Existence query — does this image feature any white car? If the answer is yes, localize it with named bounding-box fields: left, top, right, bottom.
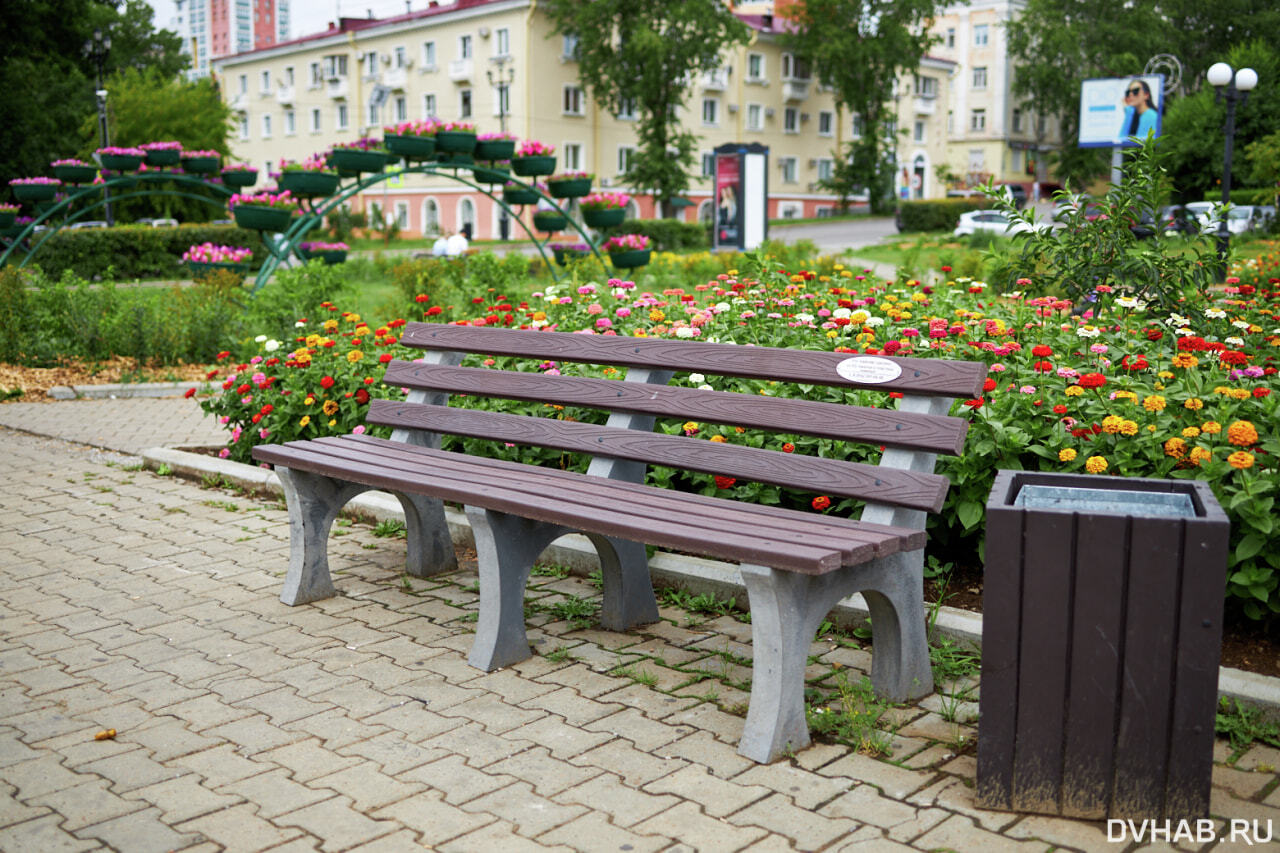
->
left=952, top=209, right=1052, bottom=238
left=1184, top=202, right=1216, bottom=233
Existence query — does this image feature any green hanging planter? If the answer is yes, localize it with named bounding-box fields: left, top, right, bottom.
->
left=434, top=130, right=477, bottom=154
left=609, top=248, right=651, bottom=269
left=511, top=155, right=556, bottom=177
left=232, top=204, right=295, bottom=232
left=552, top=246, right=589, bottom=266
left=547, top=177, right=592, bottom=199
left=472, top=165, right=510, bottom=184
left=187, top=261, right=252, bottom=276
left=0, top=210, right=16, bottom=229
left=144, top=148, right=182, bottom=167
left=583, top=208, right=626, bottom=228
left=52, top=164, right=99, bottom=184
left=181, top=155, right=221, bottom=174
left=100, top=153, right=144, bottom=171
left=297, top=247, right=349, bottom=265
left=278, top=170, right=341, bottom=197
left=328, top=148, right=388, bottom=173
left=532, top=211, right=568, bottom=232
left=502, top=186, right=540, bottom=206
left=220, top=168, right=258, bottom=188
left=10, top=183, right=59, bottom=202
left=474, top=139, right=516, bottom=161
left=384, top=133, right=436, bottom=160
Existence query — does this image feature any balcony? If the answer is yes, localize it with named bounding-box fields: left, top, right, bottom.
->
left=782, top=79, right=809, bottom=102
left=449, top=58, right=473, bottom=82
left=702, top=68, right=729, bottom=91
left=383, top=66, right=408, bottom=90
left=326, top=76, right=349, bottom=99
left=276, top=84, right=295, bottom=105
left=228, top=93, right=248, bottom=113
left=914, top=96, right=937, bottom=115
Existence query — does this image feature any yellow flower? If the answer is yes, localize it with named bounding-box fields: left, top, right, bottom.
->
left=1157, top=370, right=1174, bottom=379
left=1228, top=388, right=1251, bottom=401
left=299, top=415, right=311, bottom=428
left=532, top=311, right=546, bottom=321
left=1189, top=447, right=1212, bottom=466
left=1147, top=424, right=1157, bottom=433
left=1163, top=437, right=1187, bottom=459
left=328, top=419, right=337, bottom=427
left=323, top=400, right=339, bottom=416
left=709, top=434, right=729, bottom=443
left=347, top=313, right=362, bottom=324
left=1142, top=395, right=1166, bottom=412
left=305, top=334, right=321, bottom=346
left=1084, top=455, right=1108, bottom=474
left=1182, top=426, right=1201, bottom=438
left=1113, top=390, right=1138, bottom=402
left=1119, top=420, right=1138, bottom=436
left=840, top=270, right=852, bottom=278
left=1212, top=386, right=1232, bottom=396
left=1064, top=386, right=1084, bottom=397
left=649, top=309, right=665, bottom=322
left=323, top=319, right=339, bottom=332
left=1227, top=420, right=1258, bottom=446
left=1058, top=448, right=1077, bottom=462
left=1171, top=353, right=1198, bottom=368
left=682, top=421, right=699, bottom=433
left=347, top=350, right=364, bottom=363
left=1101, top=415, right=1124, bottom=434
left=827, top=330, right=839, bottom=338
left=1201, top=421, right=1222, bottom=435
left=1228, top=451, right=1255, bottom=470
left=304, top=395, right=315, bottom=406
left=1184, top=397, right=1204, bottom=410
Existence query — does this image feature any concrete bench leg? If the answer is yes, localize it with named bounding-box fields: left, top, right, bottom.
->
left=737, top=552, right=932, bottom=763
left=466, top=506, right=570, bottom=671
left=276, top=467, right=370, bottom=606
left=585, top=534, right=659, bottom=631
left=396, top=492, right=458, bottom=579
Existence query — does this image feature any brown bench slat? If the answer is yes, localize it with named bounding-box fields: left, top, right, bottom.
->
left=366, top=399, right=950, bottom=512
left=382, top=361, right=969, bottom=456
left=253, top=438, right=866, bottom=573
left=321, top=435, right=923, bottom=559
left=400, top=323, right=988, bottom=398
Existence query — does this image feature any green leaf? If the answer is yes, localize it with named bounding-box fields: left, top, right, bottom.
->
left=957, top=500, right=984, bottom=531
left=1235, top=534, right=1266, bottom=562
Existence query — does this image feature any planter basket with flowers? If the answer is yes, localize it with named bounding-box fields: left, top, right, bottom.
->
left=511, top=140, right=557, bottom=176
left=549, top=242, right=590, bottom=266
left=580, top=191, right=630, bottom=228
left=546, top=171, right=594, bottom=199
left=220, top=164, right=258, bottom=188
left=0, top=203, right=19, bottom=229
left=297, top=241, right=350, bottom=265
left=502, top=181, right=543, bottom=206
left=181, top=150, right=222, bottom=174
left=141, top=140, right=183, bottom=167
left=182, top=242, right=254, bottom=275
left=473, top=162, right=511, bottom=184
left=434, top=121, right=477, bottom=155
left=475, top=131, right=517, bottom=162
left=9, top=177, right=62, bottom=203
left=603, top=233, right=651, bottom=268
left=51, top=159, right=98, bottom=184
left=97, top=146, right=146, bottom=172
left=384, top=120, right=439, bottom=160
left=277, top=154, right=341, bottom=196
left=229, top=190, right=299, bottom=232
left=532, top=210, right=569, bottom=232
left=328, top=138, right=389, bottom=175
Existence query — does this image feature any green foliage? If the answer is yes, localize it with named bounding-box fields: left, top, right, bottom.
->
left=241, top=263, right=355, bottom=350
left=0, top=266, right=29, bottom=362
left=326, top=205, right=368, bottom=242
left=780, top=0, right=946, bottom=215
left=1215, top=697, right=1280, bottom=750
left=619, top=218, right=708, bottom=252
left=30, top=224, right=263, bottom=281
left=896, top=198, right=989, bottom=232
left=805, top=671, right=900, bottom=756
left=540, top=0, right=750, bottom=210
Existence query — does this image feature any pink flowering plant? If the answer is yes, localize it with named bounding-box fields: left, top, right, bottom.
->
left=96, top=146, right=146, bottom=157
left=182, top=149, right=221, bottom=158
left=280, top=153, right=334, bottom=173
left=9, top=177, right=61, bottom=186
left=333, top=136, right=387, bottom=152
left=603, top=234, right=650, bottom=252
left=515, top=140, right=554, bottom=157
left=580, top=192, right=630, bottom=211
left=384, top=119, right=439, bottom=137
left=300, top=241, right=349, bottom=251
left=438, top=121, right=476, bottom=133
left=478, top=131, right=517, bottom=141
left=140, top=140, right=183, bottom=151
left=183, top=243, right=253, bottom=263
left=222, top=162, right=256, bottom=172
left=228, top=189, right=298, bottom=211
left=0, top=203, right=19, bottom=212
left=51, top=158, right=93, bottom=168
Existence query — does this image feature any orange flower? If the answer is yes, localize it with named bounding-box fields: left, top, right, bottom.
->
left=1188, top=447, right=1212, bottom=466
left=1228, top=451, right=1254, bottom=470
left=812, top=495, right=832, bottom=511
left=1085, top=455, right=1108, bottom=474
left=1171, top=353, right=1198, bottom=368
left=1163, top=438, right=1187, bottom=459
left=1201, top=421, right=1222, bottom=435
left=1227, top=420, right=1258, bottom=447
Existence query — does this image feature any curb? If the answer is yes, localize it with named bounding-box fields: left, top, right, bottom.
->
left=47, top=381, right=210, bottom=401
left=141, top=445, right=1280, bottom=719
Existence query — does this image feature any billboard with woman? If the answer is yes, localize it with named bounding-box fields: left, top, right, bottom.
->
left=1078, top=75, right=1164, bottom=147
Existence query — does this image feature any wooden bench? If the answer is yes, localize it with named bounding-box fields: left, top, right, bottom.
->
left=251, top=322, right=986, bottom=762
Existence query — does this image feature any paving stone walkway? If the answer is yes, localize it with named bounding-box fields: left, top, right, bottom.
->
left=0, top=400, right=1278, bottom=851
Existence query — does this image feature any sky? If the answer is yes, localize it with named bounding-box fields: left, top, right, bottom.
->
left=144, top=0, right=431, bottom=42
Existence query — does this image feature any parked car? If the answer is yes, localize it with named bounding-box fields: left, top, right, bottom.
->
left=137, top=217, right=179, bottom=228
left=1051, top=195, right=1104, bottom=222
left=995, top=183, right=1028, bottom=209
left=68, top=220, right=110, bottom=230
left=1159, top=205, right=1199, bottom=237
left=1184, top=202, right=1216, bottom=233
left=952, top=209, right=1050, bottom=238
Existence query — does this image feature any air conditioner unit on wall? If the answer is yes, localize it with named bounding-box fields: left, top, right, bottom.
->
left=765, top=107, right=775, bottom=117
left=479, top=26, right=490, bottom=37
left=727, top=103, right=738, bottom=113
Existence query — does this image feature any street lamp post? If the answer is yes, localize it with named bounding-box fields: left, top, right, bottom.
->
left=1206, top=61, right=1258, bottom=269
left=85, top=28, right=113, bottom=226
left=487, top=56, right=516, bottom=239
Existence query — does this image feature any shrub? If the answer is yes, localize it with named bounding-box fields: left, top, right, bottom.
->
left=896, top=198, right=989, bottom=232
left=622, top=218, right=709, bottom=251
left=30, top=224, right=265, bottom=281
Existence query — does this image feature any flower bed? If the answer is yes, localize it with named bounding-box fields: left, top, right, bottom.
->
left=182, top=243, right=254, bottom=264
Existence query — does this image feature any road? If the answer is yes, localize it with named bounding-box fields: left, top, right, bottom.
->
left=768, top=216, right=899, bottom=254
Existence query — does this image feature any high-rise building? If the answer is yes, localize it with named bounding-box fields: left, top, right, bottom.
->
left=175, top=0, right=291, bottom=77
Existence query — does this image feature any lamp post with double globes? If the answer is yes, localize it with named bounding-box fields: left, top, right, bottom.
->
left=1206, top=61, right=1258, bottom=269
left=84, top=28, right=114, bottom=226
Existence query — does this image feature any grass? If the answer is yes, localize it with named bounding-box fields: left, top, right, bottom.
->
left=372, top=519, right=407, bottom=539
left=806, top=671, right=900, bottom=757
left=1216, top=697, right=1280, bottom=752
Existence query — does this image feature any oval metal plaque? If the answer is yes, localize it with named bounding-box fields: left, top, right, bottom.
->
left=836, top=356, right=903, bottom=384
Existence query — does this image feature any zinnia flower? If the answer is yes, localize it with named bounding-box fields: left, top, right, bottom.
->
left=1227, top=420, right=1258, bottom=447
left=1163, top=438, right=1187, bottom=459
left=1058, top=448, right=1077, bottom=462
left=1142, top=395, right=1166, bottom=412
left=812, top=495, right=831, bottom=511
left=1084, top=455, right=1108, bottom=474
left=1227, top=451, right=1254, bottom=470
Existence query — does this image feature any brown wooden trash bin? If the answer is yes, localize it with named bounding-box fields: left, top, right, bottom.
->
left=976, top=470, right=1230, bottom=820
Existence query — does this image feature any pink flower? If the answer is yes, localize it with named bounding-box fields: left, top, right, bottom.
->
left=595, top=318, right=612, bottom=329
left=352, top=425, right=365, bottom=435
left=218, top=448, right=230, bottom=458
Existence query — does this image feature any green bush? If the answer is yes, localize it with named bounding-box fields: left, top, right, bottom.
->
left=1201, top=188, right=1276, bottom=206
left=29, top=224, right=265, bottom=281
left=622, top=218, right=709, bottom=251
left=896, top=198, right=989, bottom=232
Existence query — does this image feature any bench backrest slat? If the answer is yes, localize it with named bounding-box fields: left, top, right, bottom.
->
left=382, top=361, right=970, bottom=457
left=400, top=323, right=987, bottom=398
left=366, top=400, right=951, bottom=512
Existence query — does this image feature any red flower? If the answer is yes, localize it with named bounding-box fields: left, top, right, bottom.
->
left=940, top=266, right=952, bottom=273
left=1053, top=404, right=1068, bottom=415
left=1177, top=336, right=1207, bottom=352
left=782, top=442, right=795, bottom=453
left=883, top=340, right=902, bottom=355
left=426, top=306, right=444, bottom=316
left=355, top=388, right=370, bottom=404
left=1031, top=345, right=1053, bottom=357
left=983, top=378, right=997, bottom=392
left=714, top=475, right=736, bottom=489
left=320, top=376, right=335, bottom=389
left=889, top=391, right=903, bottom=399
left=1120, top=355, right=1149, bottom=370
left=1078, top=373, right=1107, bottom=388
left=216, top=351, right=230, bottom=360
left=963, top=397, right=984, bottom=409
left=251, top=413, right=262, bottom=424
left=415, top=294, right=430, bottom=303
left=183, top=387, right=197, bottom=398
left=1220, top=350, right=1248, bottom=366
left=236, top=383, right=251, bottom=394
left=1254, top=388, right=1271, bottom=398
left=379, top=353, right=394, bottom=363
left=1034, top=360, right=1054, bottom=373
left=260, top=404, right=274, bottom=414
left=812, top=495, right=832, bottom=511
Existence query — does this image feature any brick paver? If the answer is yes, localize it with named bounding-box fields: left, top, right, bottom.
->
left=1, top=411, right=1278, bottom=851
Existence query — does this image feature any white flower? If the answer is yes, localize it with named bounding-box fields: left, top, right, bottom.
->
left=1076, top=325, right=1100, bottom=338
left=864, top=317, right=885, bottom=327
left=794, top=312, right=815, bottom=324
left=1224, top=336, right=1244, bottom=346
left=714, top=302, right=731, bottom=313
left=1231, top=320, right=1252, bottom=331
left=688, top=373, right=705, bottom=384
left=255, top=334, right=268, bottom=343
left=675, top=326, right=695, bottom=339
left=1166, top=313, right=1190, bottom=327
left=1115, top=296, right=1147, bottom=310
left=1204, top=308, right=1227, bottom=319
left=294, top=321, right=307, bottom=328
left=1174, top=327, right=1194, bottom=336
left=698, top=384, right=713, bottom=391
left=263, top=339, right=281, bottom=352
left=832, top=307, right=852, bottom=320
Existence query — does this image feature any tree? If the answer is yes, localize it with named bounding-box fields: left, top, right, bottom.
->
left=778, top=0, right=946, bottom=214
left=540, top=0, right=750, bottom=214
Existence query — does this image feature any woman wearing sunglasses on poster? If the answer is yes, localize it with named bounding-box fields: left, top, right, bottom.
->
left=1118, top=78, right=1158, bottom=142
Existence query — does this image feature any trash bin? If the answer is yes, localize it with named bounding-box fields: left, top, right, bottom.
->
left=976, top=470, right=1230, bottom=820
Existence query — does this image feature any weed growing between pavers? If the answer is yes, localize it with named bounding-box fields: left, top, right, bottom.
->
left=1217, top=698, right=1280, bottom=754
left=806, top=671, right=902, bottom=757
left=372, top=519, right=407, bottom=539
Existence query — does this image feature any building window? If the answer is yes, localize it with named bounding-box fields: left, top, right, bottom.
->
left=422, top=40, right=436, bottom=69
left=946, top=27, right=955, bottom=48
left=336, top=103, right=349, bottom=130
left=261, top=114, right=271, bottom=137
left=913, top=120, right=925, bottom=142
left=394, top=46, right=407, bottom=68
left=817, top=158, right=834, bottom=181
left=459, top=34, right=472, bottom=60
left=423, top=93, right=436, bottom=118
left=617, top=146, right=634, bottom=174
left=1011, top=149, right=1022, bottom=172
left=701, top=152, right=714, bottom=177
left=563, top=143, right=583, bottom=171
left=394, top=95, right=406, bottom=122
left=423, top=198, right=439, bottom=234
left=746, top=103, right=763, bottom=131
left=367, top=101, right=379, bottom=128
left=947, top=110, right=954, bottom=134
left=816, top=111, right=833, bottom=137
left=971, top=108, right=986, bottom=131
left=238, top=73, right=248, bottom=94
left=562, top=33, right=579, bottom=60
left=239, top=115, right=249, bottom=140
left=309, top=62, right=322, bottom=87
left=362, top=50, right=378, bottom=79
left=781, top=53, right=810, bottom=80
left=973, top=66, right=987, bottom=89
left=495, top=27, right=510, bottom=57
left=747, top=53, right=765, bottom=81
left=974, top=24, right=989, bottom=46
left=780, top=157, right=797, bottom=184
left=617, top=97, right=636, bottom=119
left=284, top=66, right=294, bottom=86
left=323, top=54, right=348, bottom=78
left=394, top=201, right=408, bottom=229
left=284, top=109, right=295, bottom=135
left=459, top=88, right=472, bottom=119
left=260, top=70, right=271, bottom=93
left=701, top=98, right=718, bottom=126
left=310, top=107, right=321, bottom=132
left=851, top=113, right=864, bottom=138
left=458, top=198, right=475, bottom=234
left=783, top=107, right=799, bottom=134
left=915, top=76, right=937, bottom=98
left=1012, top=108, right=1023, bottom=133
left=563, top=85, right=583, bottom=115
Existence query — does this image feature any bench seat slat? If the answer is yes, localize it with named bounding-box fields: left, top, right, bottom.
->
left=327, top=435, right=924, bottom=556
left=383, top=361, right=969, bottom=456
left=400, top=324, right=988, bottom=399
left=366, top=400, right=950, bottom=512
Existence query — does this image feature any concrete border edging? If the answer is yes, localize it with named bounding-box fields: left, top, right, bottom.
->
left=48, top=381, right=210, bottom=400
left=140, top=445, right=1280, bottom=719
